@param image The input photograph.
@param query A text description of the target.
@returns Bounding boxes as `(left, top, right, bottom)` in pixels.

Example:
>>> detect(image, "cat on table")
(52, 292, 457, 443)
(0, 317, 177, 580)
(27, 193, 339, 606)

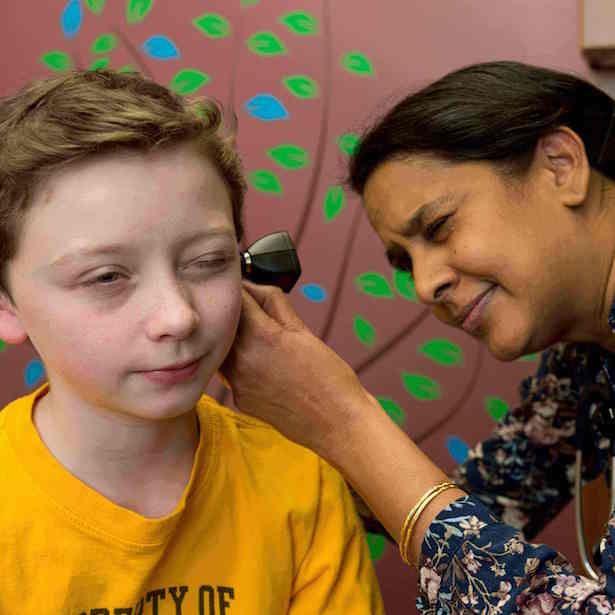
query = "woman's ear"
(535, 126, 590, 208)
(0, 290, 28, 344)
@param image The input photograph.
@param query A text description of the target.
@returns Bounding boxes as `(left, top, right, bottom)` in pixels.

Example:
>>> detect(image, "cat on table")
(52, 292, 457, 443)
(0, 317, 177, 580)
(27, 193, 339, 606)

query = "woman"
(221, 61, 615, 614)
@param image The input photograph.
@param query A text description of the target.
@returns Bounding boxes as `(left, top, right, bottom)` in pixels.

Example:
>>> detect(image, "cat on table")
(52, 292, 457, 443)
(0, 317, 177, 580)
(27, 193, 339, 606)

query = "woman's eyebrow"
(397, 193, 456, 238)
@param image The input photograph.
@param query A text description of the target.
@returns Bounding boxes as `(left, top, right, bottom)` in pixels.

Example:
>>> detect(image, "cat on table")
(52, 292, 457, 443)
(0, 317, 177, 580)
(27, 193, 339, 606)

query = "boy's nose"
(145, 280, 200, 340)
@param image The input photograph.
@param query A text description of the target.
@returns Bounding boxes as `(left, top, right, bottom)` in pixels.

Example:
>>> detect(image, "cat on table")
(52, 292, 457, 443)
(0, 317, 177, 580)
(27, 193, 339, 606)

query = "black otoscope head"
(240, 231, 301, 293)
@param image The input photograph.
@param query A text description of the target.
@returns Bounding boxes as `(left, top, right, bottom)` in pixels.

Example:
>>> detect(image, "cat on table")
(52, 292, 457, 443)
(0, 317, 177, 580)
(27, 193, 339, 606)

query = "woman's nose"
(412, 256, 456, 305)
(144, 278, 200, 340)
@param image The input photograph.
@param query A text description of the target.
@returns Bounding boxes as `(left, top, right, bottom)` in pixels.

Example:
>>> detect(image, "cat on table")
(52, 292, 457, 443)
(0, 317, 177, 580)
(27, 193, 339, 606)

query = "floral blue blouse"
(416, 338, 615, 615)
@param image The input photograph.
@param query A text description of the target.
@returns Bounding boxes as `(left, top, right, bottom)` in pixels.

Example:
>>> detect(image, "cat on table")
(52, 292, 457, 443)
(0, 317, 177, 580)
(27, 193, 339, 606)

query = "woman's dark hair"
(349, 61, 615, 193)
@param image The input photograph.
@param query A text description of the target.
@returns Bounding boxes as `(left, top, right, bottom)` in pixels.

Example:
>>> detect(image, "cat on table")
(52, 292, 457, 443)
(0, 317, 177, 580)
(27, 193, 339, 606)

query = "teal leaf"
(355, 272, 393, 298)
(418, 339, 463, 366)
(282, 75, 319, 99)
(41, 50, 72, 71)
(170, 69, 210, 94)
(337, 133, 359, 155)
(89, 57, 110, 70)
(402, 373, 441, 401)
(486, 396, 509, 421)
(323, 185, 345, 222)
(85, 0, 105, 14)
(62, 0, 82, 39)
(267, 144, 309, 169)
(279, 11, 319, 35)
(377, 397, 406, 426)
(392, 269, 417, 302)
(341, 51, 374, 75)
(244, 94, 288, 121)
(246, 31, 287, 56)
(142, 35, 179, 59)
(248, 170, 282, 194)
(91, 33, 117, 54)
(353, 315, 375, 346)
(366, 532, 386, 561)
(126, 0, 153, 23)
(193, 13, 231, 38)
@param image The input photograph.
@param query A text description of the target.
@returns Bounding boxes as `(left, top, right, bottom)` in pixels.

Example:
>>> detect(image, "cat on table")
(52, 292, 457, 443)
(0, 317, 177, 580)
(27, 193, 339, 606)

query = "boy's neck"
(32, 389, 201, 518)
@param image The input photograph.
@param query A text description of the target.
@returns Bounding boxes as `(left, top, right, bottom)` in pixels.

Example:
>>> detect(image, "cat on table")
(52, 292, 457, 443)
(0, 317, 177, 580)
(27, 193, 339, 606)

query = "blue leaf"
(300, 283, 327, 303)
(446, 435, 469, 464)
(142, 35, 180, 60)
(25, 359, 45, 388)
(62, 0, 83, 38)
(244, 94, 288, 121)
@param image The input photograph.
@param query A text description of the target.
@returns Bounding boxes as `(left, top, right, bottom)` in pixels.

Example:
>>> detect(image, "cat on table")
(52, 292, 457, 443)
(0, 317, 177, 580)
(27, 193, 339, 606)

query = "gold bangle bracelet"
(400, 481, 458, 566)
(398, 480, 453, 564)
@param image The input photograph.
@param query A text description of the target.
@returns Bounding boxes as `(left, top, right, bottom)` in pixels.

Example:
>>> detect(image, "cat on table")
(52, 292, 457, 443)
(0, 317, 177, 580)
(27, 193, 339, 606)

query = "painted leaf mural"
(4, 3, 555, 611)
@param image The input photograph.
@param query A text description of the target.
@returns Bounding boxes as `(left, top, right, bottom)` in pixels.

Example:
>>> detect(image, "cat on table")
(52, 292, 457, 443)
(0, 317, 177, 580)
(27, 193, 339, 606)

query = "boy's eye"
(85, 271, 123, 286)
(192, 255, 231, 269)
(425, 214, 451, 240)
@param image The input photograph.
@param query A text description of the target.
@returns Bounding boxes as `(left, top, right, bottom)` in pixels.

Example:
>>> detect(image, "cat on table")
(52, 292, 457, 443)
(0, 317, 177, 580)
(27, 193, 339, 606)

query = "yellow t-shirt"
(0, 383, 385, 615)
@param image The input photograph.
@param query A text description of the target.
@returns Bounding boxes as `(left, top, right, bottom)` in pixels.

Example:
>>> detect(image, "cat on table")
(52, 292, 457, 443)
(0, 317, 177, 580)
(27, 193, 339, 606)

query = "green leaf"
(282, 75, 319, 99)
(341, 51, 374, 76)
(248, 170, 282, 195)
(246, 31, 287, 56)
(486, 396, 509, 421)
(402, 373, 441, 401)
(40, 51, 72, 71)
(355, 272, 393, 298)
(377, 397, 406, 426)
(279, 11, 319, 35)
(126, 0, 153, 24)
(353, 315, 375, 346)
(118, 64, 137, 73)
(193, 13, 231, 38)
(0, 339, 6, 353)
(519, 353, 539, 362)
(323, 185, 345, 222)
(170, 69, 210, 95)
(267, 144, 309, 169)
(337, 133, 359, 156)
(89, 57, 110, 70)
(392, 269, 417, 302)
(85, 0, 105, 15)
(241, 0, 259, 5)
(366, 532, 386, 561)
(91, 33, 117, 54)
(418, 339, 463, 366)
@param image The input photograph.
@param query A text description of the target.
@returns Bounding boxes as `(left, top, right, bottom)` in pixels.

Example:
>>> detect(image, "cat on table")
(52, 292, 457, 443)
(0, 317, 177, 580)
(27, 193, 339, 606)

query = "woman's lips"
(461, 286, 496, 334)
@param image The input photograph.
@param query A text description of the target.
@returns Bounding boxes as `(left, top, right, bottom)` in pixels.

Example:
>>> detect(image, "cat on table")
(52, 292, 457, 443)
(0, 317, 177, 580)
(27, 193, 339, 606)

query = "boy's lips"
(140, 356, 204, 385)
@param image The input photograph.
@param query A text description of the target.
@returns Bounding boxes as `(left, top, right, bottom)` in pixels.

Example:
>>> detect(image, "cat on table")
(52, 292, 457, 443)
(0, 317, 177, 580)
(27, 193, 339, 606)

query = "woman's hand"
(219, 281, 372, 458)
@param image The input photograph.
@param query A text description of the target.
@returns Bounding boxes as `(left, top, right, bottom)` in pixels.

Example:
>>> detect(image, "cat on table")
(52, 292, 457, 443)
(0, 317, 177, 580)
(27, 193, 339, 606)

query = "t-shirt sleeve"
(288, 458, 386, 614)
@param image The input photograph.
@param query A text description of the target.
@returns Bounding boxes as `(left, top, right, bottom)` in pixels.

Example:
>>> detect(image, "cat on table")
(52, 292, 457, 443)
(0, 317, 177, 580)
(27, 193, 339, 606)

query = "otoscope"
(239, 231, 301, 293)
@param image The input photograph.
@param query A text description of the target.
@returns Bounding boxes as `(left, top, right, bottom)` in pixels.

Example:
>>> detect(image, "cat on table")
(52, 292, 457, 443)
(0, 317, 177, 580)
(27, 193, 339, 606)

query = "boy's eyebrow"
(48, 228, 236, 267)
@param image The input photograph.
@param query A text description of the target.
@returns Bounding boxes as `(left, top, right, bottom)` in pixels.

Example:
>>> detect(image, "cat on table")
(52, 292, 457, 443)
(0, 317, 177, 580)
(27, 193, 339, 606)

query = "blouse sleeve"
(416, 494, 615, 615)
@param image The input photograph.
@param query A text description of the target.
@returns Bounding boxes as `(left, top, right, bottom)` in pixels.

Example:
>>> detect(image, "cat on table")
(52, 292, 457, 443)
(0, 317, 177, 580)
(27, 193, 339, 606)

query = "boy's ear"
(0, 290, 28, 344)
(534, 126, 590, 208)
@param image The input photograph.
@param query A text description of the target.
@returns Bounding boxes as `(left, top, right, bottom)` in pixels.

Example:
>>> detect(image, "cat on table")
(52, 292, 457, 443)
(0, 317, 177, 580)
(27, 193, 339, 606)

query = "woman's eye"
(425, 215, 451, 240)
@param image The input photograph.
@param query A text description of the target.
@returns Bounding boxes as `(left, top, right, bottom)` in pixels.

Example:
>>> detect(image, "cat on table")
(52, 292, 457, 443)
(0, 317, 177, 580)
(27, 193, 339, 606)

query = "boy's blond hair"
(0, 69, 246, 301)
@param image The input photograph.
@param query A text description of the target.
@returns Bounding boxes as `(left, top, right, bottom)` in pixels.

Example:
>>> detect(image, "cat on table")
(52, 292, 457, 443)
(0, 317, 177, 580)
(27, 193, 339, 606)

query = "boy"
(0, 70, 385, 614)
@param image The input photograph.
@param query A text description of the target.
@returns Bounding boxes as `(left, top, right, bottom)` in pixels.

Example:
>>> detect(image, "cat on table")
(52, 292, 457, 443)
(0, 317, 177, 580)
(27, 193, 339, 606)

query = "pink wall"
(0, 1, 602, 612)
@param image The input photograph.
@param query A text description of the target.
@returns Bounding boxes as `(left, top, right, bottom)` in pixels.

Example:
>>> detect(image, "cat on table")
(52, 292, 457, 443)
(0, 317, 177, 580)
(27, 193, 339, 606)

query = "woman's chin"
(485, 330, 530, 362)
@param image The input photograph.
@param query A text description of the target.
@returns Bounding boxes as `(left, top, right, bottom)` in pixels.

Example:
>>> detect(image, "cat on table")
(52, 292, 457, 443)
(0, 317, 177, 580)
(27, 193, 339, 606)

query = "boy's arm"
(288, 457, 386, 615)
